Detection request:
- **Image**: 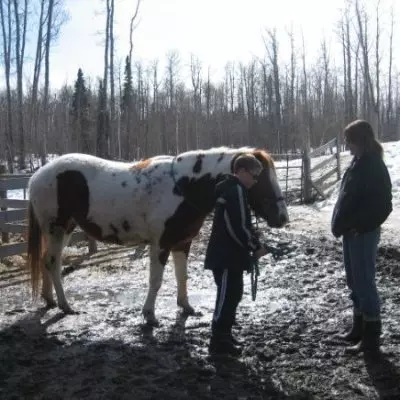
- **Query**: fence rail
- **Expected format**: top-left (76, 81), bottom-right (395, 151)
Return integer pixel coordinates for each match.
top-left (0, 176), bottom-right (96, 259)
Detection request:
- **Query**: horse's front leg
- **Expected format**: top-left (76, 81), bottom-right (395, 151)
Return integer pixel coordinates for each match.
top-left (172, 241), bottom-right (195, 315)
top-left (142, 244), bottom-right (168, 326)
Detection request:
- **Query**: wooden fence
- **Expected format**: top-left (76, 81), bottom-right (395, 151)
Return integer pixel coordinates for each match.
top-left (270, 153), bottom-right (304, 202)
top-left (0, 174), bottom-right (97, 259)
top-left (271, 137), bottom-right (342, 203)
top-left (302, 137), bottom-right (341, 202)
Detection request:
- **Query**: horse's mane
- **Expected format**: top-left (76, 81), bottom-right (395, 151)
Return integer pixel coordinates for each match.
top-left (225, 147), bottom-right (276, 172)
top-left (252, 149), bottom-right (276, 170)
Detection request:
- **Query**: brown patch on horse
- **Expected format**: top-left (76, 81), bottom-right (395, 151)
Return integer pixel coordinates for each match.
top-left (130, 158), bottom-right (152, 171)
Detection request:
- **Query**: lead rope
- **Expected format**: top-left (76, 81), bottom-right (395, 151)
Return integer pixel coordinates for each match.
top-left (251, 213), bottom-right (260, 301)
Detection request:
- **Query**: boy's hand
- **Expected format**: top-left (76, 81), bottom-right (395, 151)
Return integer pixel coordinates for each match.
top-left (254, 247), bottom-right (268, 259)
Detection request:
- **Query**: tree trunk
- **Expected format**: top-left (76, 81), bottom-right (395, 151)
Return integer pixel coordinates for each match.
top-left (42, 0), bottom-right (55, 166)
top-left (0, 0), bottom-right (14, 172)
top-left (29, 0), bottom-right (45, 166)
top-left (109, 0), bottom-right (115, 157)
top-left (13, 0), bottom-right (28, 170)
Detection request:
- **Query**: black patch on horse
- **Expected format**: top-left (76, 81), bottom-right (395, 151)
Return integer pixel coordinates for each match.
top-left (122, 220), bottom-right (130, 232)
top-left (121, 181), bottom-right (127, 188)
top-left (109, 223), bottom-right (119, 235)
top-left (55, 170), bottom-right (120, 244)
top-left (193, 154), bottom-right (205, 174)
top-left (217, 153), bottom-right (225, 163)
top-left (160, 173), bottom-right (222, 252)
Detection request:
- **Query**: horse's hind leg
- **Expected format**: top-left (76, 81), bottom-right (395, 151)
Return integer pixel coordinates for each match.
top-left (142, 244), bottom-right (168, 325)
top-left (42, 266), bottom-right (56, 308)
top-left (43, 225), bottom-right (75, 314)
top-left (172, 242), bottom-right (195, 315)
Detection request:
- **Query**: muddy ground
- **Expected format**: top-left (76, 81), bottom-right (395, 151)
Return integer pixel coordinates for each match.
top-left (1, 222), bottom-right (400, 400)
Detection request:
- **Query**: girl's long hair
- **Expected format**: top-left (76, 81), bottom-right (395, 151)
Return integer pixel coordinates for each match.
top-left (344, 119), bottom-right (383, 158)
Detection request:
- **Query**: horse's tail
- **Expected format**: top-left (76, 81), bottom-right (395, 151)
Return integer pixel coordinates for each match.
top-left (26, 201), bottom-right (44, 299)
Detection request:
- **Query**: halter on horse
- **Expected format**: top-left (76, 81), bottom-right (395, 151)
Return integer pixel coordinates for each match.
top-left (26, 147), bottom-right (289, 325)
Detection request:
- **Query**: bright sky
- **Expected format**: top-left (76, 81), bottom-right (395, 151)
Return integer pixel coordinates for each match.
top-left (40, 0), bottom-right (398, 89)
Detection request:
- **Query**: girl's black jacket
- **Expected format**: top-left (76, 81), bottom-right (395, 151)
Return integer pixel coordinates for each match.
top-left (331, 152), bottom-right (392, 238)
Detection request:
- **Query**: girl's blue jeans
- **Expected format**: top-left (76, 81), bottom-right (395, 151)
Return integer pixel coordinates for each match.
top-left (342, 228), bottom-right (381, 319)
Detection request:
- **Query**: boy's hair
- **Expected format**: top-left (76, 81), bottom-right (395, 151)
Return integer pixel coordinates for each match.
top-left (344, 119), bottom-right (383, 158)
top-left (233, 154), bottom-right (262, 174)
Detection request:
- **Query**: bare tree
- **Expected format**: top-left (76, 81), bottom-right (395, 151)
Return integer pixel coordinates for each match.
top-left (374, 0), bottom-right (381, 138)
top-left (41, 0), bottom-right (55, 165)
top-left (190, 54), bottom-right (202, 148)
top-left (98, 0), bottom-right (110, 158)
top-left (242, 60), bottom-right (258, 145)
top-left (29, 0), bottom-right (46, 165)
top-left (339, 4), bottom-right (354, 123)
top-left (301, 31), bottom-right (311, 152)
top-left (264, 29), bottom-right (282, 151)
top-left (128, 0), bottom-right (141, 65)
top-left (40, 0), bottom-right (67, 165)
top-left (0, 0), bottom-right (14, 171)
top-left (13, 0), bottom-right (28, 169)
top-left (386, 4), bottom-right (394, 127)
top-left (109, 0), bottom-right (116, 157)
top-left (165, 50), bottom-right (180, 152)
top-left (354, 0), bottom-right (378, 134)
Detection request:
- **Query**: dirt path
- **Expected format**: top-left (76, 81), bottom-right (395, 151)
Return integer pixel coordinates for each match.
top-left (1, 225), bottom-right (400, 399)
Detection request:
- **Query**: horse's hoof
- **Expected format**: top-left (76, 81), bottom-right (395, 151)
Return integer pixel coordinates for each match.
top-left (44, 300), bottom-right (57, 309)
top-left (142, 310), bottom-right (159, 327)
top-left (177, 299), bottom-right (196, 316)
top-left (60, 305), bottom-right (79, 315)
top-left (182, 305), bottom-right (196, 316)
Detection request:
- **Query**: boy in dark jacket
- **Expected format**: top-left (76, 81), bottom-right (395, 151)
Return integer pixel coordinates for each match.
top-left (205, 154), bottom-right (268, 356)
top-left (332, 119), bottom-right (392, 357)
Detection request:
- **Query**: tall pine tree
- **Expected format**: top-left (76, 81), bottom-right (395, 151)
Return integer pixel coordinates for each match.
top-left (121, 56), bottom-right (134, 159)
top-left (71, 68), bottom-right (92, 153)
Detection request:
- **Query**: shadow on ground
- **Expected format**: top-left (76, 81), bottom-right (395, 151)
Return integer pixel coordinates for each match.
top-left (0, 309), bottom-right (310, 400)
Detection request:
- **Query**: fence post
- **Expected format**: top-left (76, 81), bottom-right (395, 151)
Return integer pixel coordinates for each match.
top-left (0, 165), bottom-right (9, 244)
top-left (285, 154), bottom-right (289, 199)
top-left (336, 136), bottom-right (341, 180)
top-left (302, 150), bottom-right (312, 203)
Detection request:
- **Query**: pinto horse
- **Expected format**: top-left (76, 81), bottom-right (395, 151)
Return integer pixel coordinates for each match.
top-left (26, 147), bottom-right (289, 324)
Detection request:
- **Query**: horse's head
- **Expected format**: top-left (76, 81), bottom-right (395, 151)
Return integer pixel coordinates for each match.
top-left (246, 149), bottom-right (289, 228)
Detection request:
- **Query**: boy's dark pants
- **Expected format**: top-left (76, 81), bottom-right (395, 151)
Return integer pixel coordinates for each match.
top-left (211, 267), bottom-right (244, 341)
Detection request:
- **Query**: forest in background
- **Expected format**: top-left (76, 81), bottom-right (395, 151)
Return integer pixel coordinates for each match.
top-left (0, 0), bottom-right (399, 172)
